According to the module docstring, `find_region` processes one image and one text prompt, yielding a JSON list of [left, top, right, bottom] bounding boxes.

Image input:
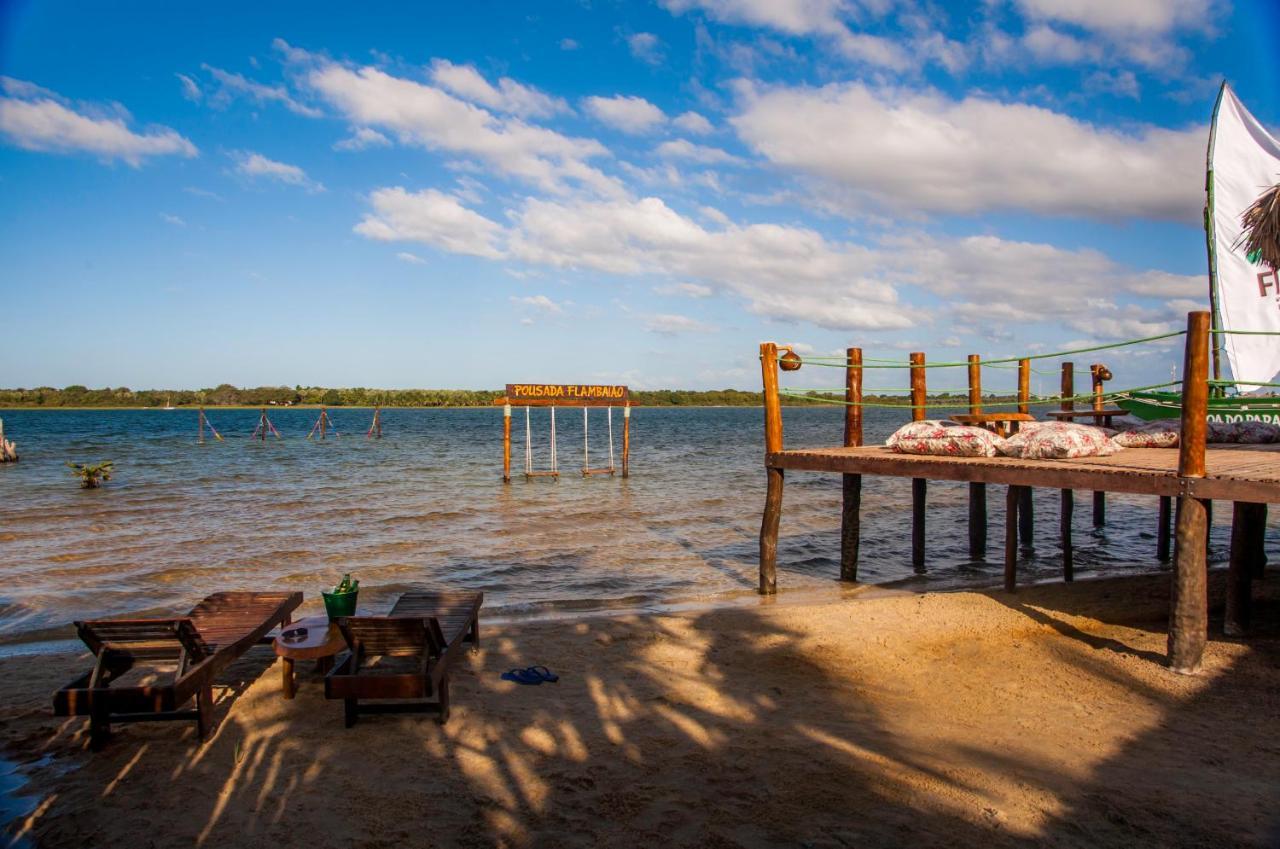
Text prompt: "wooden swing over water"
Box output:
[[495, 383, 631, 483]]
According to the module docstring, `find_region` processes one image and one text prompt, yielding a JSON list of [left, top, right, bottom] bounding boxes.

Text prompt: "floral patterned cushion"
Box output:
[[1113, 420, 1180, 448], [886, 420, 1004, 457], [999, 421, 1120, 459]]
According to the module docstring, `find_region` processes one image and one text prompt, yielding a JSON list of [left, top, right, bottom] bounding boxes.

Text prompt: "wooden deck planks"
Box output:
[[767, 445, 1280, 503]]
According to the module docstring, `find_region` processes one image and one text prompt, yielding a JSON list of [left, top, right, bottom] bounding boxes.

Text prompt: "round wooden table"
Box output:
[[273, 616, 347, 699]]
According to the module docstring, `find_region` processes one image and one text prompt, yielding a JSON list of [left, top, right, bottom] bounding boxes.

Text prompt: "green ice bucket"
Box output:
[[322, 587, 359, 621]]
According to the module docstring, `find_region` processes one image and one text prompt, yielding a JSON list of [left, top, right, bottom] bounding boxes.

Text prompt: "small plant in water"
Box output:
[[67, 460, 113, 489]]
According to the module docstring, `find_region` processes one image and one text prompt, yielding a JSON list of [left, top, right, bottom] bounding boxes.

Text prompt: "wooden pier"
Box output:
[[758, 311, 1275, 673]]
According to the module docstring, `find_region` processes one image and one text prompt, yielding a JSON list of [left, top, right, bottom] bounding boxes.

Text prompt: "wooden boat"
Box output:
[[1116, 390, 1280, 422]]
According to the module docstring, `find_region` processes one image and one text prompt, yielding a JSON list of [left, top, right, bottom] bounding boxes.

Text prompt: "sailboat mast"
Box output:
[[1204, 80, 1228, 387]]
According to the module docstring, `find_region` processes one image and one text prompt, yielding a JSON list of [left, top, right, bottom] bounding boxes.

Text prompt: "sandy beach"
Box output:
[[1, 571, 1276, 848]]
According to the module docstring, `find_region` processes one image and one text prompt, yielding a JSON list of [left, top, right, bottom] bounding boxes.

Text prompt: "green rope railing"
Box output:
[[780, 380, 1182, 411], [789, 330, 1187, 370], [1208, 379, 1280, 390]]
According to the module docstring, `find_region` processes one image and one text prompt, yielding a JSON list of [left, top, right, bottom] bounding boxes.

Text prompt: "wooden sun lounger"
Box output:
[[53, 591, 302, 748], [325, 590, 482, 727]]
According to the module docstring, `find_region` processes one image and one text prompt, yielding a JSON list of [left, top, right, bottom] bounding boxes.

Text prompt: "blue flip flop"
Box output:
[[501, 668, 543, 685], [526, 665, 559, 683]]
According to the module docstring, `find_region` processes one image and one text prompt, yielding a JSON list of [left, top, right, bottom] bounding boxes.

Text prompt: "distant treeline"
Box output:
[[0, 385, 1004, 409]]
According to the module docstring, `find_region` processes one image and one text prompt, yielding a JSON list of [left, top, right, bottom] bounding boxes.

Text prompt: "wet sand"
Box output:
[[3, 572, 1278, 848]]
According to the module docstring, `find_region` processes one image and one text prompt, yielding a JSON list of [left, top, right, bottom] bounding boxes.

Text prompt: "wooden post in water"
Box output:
[[1016, 357, 1035, 551], [840, 347, 863, 582], [1059, 362, 1075, 575], [1225, 502, 1266, 636], [759, 342, 784, 595], [1157, 496, 1172, 562], [1005, 485, 1022, 591], [1169, 311, 1210, 674], [622, 403, 631, 478], [320, 406, 328, 440], [198, 407, 206, 445], [967, 354, 986, 560], [368, 406, 382, 439], [502, 402, 512, 483], [910, 352, 927, 572], [259, 408, 267, 442]]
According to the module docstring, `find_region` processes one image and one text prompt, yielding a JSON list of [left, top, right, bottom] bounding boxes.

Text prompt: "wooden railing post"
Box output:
[[759, 343, 784, 595], [1017, 359, 1030, 415], [967, 354, 986, 560], [1169, 311, 1211, 674], [840, 347, 863, 582], [910, 352, 927, 571], [1016, 358, 1035, 551], [1060, 362, 1074, 411]]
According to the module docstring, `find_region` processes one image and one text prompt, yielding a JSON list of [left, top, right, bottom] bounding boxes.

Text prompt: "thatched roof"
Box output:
[[1240, 181, 1280, 269]]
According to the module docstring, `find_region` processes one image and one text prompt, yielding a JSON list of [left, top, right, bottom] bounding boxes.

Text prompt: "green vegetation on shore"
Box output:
[[0, 384, 1003, 409]]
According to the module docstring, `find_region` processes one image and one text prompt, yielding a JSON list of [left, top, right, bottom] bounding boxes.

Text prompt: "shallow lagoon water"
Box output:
[[0, 405, 1244, 643]]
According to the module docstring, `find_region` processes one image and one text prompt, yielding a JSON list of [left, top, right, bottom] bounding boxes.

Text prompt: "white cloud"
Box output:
[[731, 81, 1203, 221], [231, 151, 324, 192], [1022, 25, 1098, 64], [654, 282, 714, 298], [506, 195, 912, 330], [582, 95, 666, 134], [427, 60, 569, 119], [395, 251, 425, 264], [201, 64, 321, 117], [176, 73, 201, 102], [0, 79, 197, 165], [627, 32, 664, 65], [661, 0, 911, 70], [1083, 69, 1140, 99], [673, 111, 714, 135], [511, 294, 564, 314], [160, 213, 186, 226], [656, 138, 743, 165], [300, 59, 621, 197], [333, 127, 391, 151], [560, 38, 580, 50], [645, 313, 715, 334], [355, 187, 505, 258], [1015, 0, 1212, 35]]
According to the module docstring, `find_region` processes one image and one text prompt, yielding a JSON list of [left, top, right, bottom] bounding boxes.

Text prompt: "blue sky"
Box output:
[[1, 0, 1277, 393]]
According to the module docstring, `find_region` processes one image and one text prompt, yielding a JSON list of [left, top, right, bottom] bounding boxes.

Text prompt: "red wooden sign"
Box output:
[[505, 384, 629, 406]]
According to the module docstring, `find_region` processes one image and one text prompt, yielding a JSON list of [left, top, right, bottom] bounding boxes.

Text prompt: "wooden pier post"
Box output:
[[1017, 359, 1030, 416], [840, 347, 863, 582], [1157, 496, 1172, 562], [1061, 489, 1074, 581], [1169, 311, 1211, 674], [369, 406, 382, 439], [320, 406, 328, 440], [759, 343, 784, 595], [1058, 362, 1075, 569], [502, 402, 512, 483], [910, 352, 927, 572], [1017, 358, 1035, 551], [1225, 502, 1266, 636], [1005, 485, 1022, 592], [622, 403, 631, 478], [966, 354, 986, 560], [198, 407, 206, 445]]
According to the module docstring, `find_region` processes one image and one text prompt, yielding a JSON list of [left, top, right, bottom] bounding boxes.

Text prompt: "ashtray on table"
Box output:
[[280, 627, 309, 643]]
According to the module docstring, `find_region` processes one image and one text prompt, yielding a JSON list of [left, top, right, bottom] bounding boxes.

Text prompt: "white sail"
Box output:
[[1211, 84, 1280, 392]]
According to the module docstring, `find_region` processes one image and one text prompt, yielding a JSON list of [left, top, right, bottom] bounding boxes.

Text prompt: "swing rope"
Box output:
[[608, 406, 615, 470], [524, 406, 533, 475]]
